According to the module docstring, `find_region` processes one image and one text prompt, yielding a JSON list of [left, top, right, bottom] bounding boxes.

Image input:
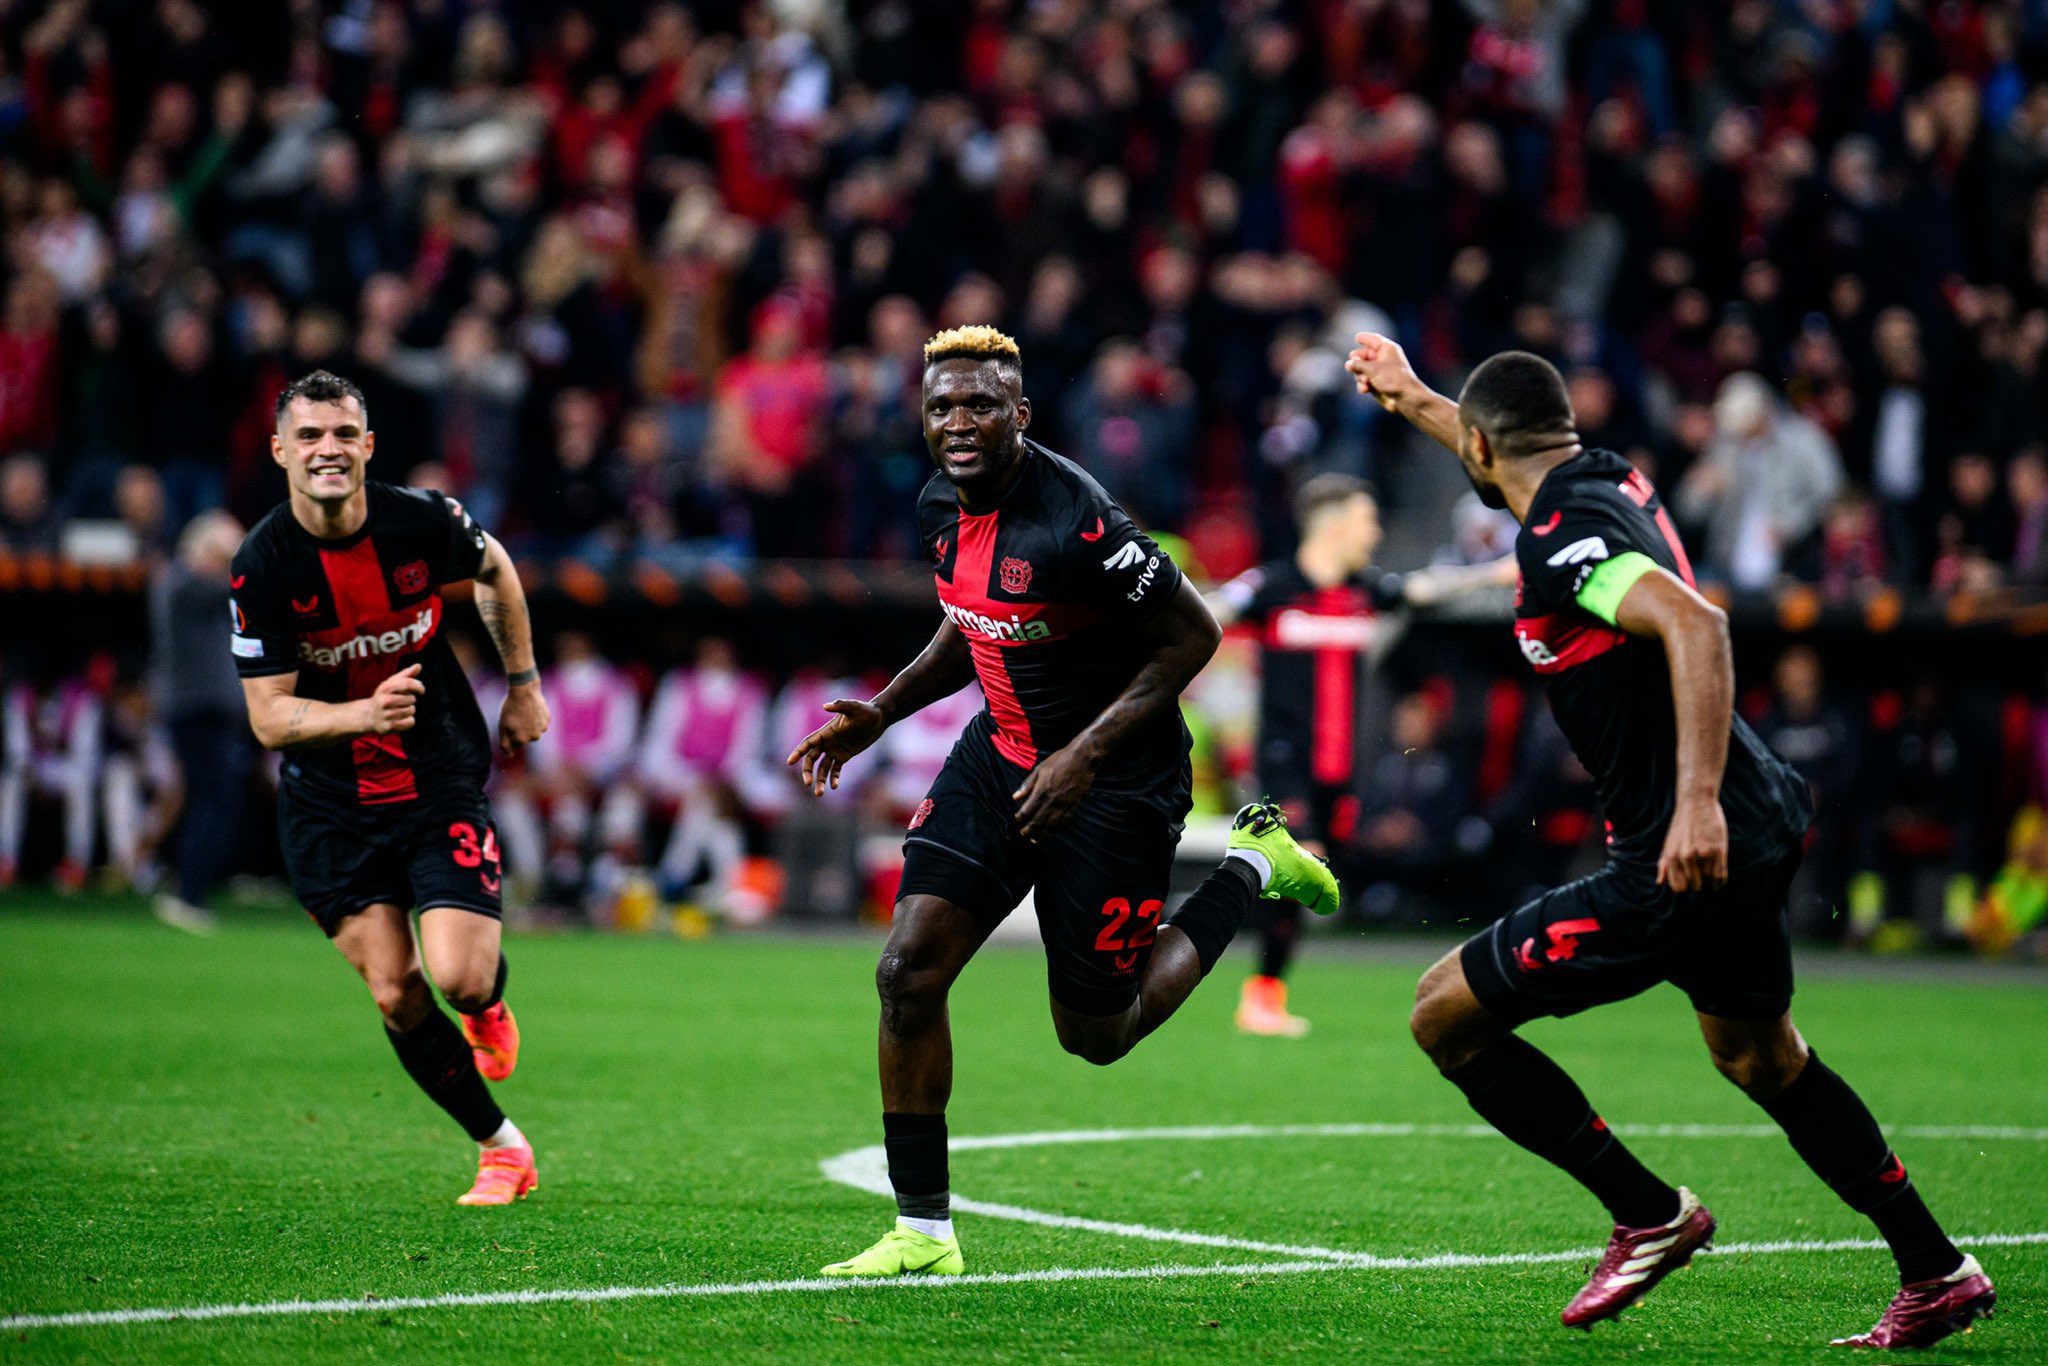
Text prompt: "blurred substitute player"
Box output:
[[232, 371, 551, 1206], [1210, 473, 1510, 1036], [530, 630, 643, 909], [789, 327, 1338, 1279], [638, 637, 768, 905], [1347, 337, 1994, 1348]]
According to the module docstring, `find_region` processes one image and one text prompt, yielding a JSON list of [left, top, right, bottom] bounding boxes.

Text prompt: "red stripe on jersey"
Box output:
[[952, 510, 1038, 766], [1308, 586, 1361, 784], [318, 539, 420, 803], [1515, 611, 1626, 675], [1652, 506, 1696, 588]]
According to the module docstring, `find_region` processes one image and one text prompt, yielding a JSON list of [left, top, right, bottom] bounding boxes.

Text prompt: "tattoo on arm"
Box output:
[[283, 700, 311, 747], [478, 599, 515, 659]]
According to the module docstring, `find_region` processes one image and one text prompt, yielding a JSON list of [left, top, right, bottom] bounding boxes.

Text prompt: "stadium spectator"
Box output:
[[2012, 447, 2048, 584], [1349, 690, 1472, 921], [0, 453, 59, 551], [707, 296, 831, 557], [147, 509, 248, 933], [1676, 372, 1844, 590], [1754, 646, 1857, 938]]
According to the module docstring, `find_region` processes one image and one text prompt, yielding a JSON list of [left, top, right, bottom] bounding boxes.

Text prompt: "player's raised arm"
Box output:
[[787, 618, 974, 796], [1398, 554, 1519, 607], [240, 666, 423, 750], [1012, 577, 1220, 840], [472, 530, 550, 756], [1607, 563, 1734, 893], [1345, 332, 1465, 455]]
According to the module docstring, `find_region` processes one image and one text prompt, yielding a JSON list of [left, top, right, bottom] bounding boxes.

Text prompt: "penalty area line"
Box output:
[[4, 1232, 2044, 1334]]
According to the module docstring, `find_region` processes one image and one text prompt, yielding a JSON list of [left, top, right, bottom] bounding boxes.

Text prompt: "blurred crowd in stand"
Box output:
[[3, 0, 2048, 582], [3, 2, 2048, 952]]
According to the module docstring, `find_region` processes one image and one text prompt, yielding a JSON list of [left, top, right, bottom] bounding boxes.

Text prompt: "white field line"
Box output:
[[5, 1233, 2045, 1334], [9, 1123, 2044, 1334], [931, 1122, 2048, 1149], [821, 1123, 2048, 1267]]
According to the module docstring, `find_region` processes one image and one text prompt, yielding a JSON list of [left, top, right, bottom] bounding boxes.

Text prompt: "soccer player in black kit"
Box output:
[[1346, 336, 1995, 1348], [232, 372, 552, 1206], [788, 328, 1337, 1278], [1212, 474, 1510, 1037]]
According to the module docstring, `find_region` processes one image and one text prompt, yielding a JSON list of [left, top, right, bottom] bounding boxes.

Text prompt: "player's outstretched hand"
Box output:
[[1657, 796, 1730, 893], [788, 699, 886, 797], [1345, 332, 1421, 412], [368, 665, 424, 734], [1012, 744, 1098, 842], [499, 680, 550, 757]]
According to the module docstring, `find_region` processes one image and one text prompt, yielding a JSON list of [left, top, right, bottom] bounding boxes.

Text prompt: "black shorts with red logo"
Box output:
[[1460, 845, 1801, 1026], [898, 713, 1191, 1017], [277, 779, 504, 935]]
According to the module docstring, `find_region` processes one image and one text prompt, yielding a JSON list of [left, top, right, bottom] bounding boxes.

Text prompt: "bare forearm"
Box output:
[[1070, 587, 1219, 764], [1665, 615, 1733, 802], [1398, 386, 1465, 456], [474, 541, 537, 676], [252, 694, 371, 751], [1068, 648, 1205, 767], [873, 624, 974, 726]]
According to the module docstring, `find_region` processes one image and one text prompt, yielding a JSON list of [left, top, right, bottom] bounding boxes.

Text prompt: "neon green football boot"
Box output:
[[819, 1222, 964, 1278], [1229, 799, 1340, 915]]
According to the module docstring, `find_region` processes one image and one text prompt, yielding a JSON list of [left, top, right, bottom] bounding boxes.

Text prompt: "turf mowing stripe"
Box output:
[[5, 1234, 2043, 1333]]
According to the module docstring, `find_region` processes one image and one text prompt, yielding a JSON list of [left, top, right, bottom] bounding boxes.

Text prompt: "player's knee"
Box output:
[[874, 948, 947, 1033], [439, 968, 496, 1016], [1055, 1023, 1130, 1067], [1410, 974, 1487, 1071], [367, 970, 432, 1026], [1708, 1036, 1806, 1098]]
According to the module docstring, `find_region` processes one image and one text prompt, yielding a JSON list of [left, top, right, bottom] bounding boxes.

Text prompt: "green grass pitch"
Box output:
[[2, 896, 2043, 1364]]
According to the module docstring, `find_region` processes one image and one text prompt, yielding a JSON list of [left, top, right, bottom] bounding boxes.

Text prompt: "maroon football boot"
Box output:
[[1561, 1187, 1717, 1329], [1832, 1254, 1995, 1350]]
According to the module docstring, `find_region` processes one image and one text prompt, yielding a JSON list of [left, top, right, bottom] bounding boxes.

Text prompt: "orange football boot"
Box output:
[[461, 1001, 520, 1081], [457, 1144, 538, 1206]]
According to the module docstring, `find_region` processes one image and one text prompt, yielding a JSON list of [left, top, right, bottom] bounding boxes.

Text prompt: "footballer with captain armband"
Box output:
[[1346, 336, 1996, 1349]]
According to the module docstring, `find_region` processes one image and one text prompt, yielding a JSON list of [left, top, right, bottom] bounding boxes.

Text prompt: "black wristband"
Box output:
[[506, 667, 540, 688]]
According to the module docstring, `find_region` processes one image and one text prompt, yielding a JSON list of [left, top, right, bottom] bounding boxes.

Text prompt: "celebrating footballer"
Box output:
[[788, 327, 1338, 1278], [232, 371, 551, 1206]]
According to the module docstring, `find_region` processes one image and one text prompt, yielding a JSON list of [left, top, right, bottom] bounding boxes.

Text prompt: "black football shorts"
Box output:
[[898, 714, 1190, 1017], [277, 780, 505, 935], [1461, 845, 1802, 1026]]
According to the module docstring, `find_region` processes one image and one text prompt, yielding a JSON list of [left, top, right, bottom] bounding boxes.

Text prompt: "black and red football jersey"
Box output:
[[1512, 447, 1809, 871], [1216, 559, 1404, 794], [230, 483, 493, 806], [918, 440, 1189, 796]]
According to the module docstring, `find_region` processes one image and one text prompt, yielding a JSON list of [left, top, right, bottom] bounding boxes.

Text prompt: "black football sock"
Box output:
[[1755, 1051, 1961, 1284], [386, 1008, 506, 1143], [1444, 1035, 1681, 1228], [1258, 903, 1302, 979], [882, 1112, 950, 1224], [478, 954, 509, 1012], [1163, 859, 1261, 976]]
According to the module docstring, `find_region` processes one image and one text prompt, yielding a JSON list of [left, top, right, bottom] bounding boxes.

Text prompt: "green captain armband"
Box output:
[[1574, 551, 1659, 625]]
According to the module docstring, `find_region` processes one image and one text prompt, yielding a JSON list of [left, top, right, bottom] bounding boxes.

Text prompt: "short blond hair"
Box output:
[[923, 325, 1022, 368]]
